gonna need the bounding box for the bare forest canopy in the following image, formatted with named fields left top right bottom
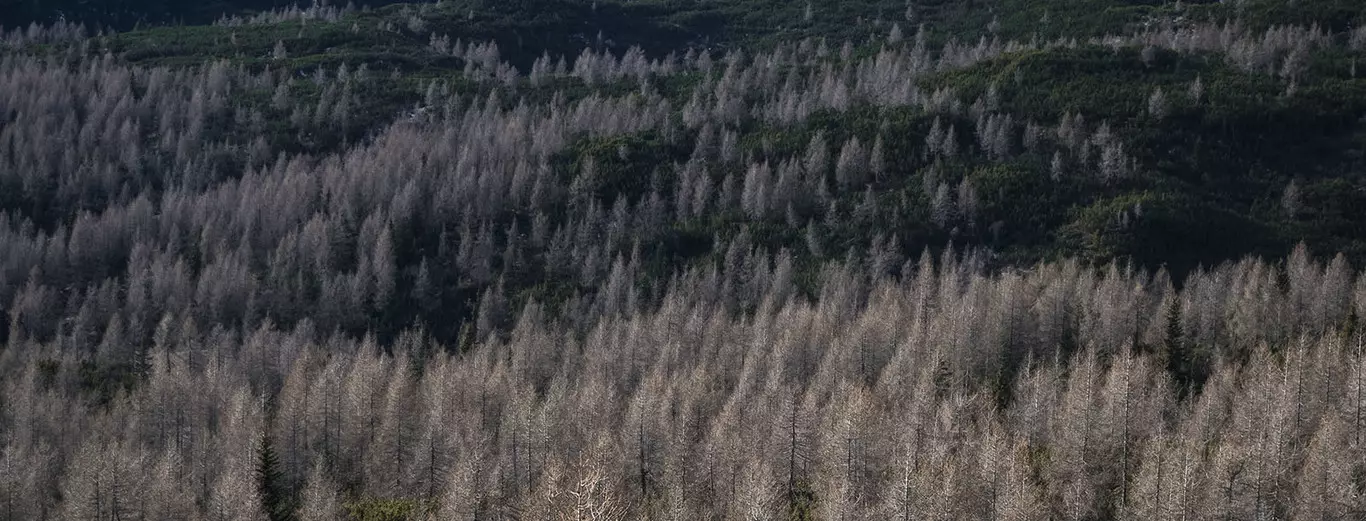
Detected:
left=4, top=0, right=1366, bottom=519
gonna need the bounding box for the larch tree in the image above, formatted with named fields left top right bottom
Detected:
left=1291, top=415, right=1357, bottom=521
left=295, top=463, right=344, bottom=521
left=59, top=439, right=144, bottom=521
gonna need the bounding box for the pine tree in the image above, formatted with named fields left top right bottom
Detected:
left=257, top=433, right=294, bottom=521
left=1162, top=299, right=1203, bottom=397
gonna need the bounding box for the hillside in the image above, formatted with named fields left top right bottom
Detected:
left=3, top=0, right=1366, bottom=519
left=5, top=0, right=1366, bottom=345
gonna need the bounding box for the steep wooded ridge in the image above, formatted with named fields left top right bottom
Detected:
left=3, top=0, right=1366, bottom=519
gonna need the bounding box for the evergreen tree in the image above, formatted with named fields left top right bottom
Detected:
left=257, top=433, right=294, bottom=521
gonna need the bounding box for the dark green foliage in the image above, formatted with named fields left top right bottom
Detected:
left=75, top=360, right=141, bottom=406
left=258, top=433, right=296, bottom=521
left=1162, top=299, right=1208, bottom=398
left=1059, top=192, right=1275, bottom=277
left=344, top=498, right=429, bottom=521
left=0, top=0, right=293, bottom=30
left=561, top=131, right=682, bottom=204
left=1290, top=177, right=1366, bottom=261
left=787, top=477, right=818, bottom=521
left=915, top=42, right=1366, bottom=275
left=1210, top=0, right=1366, bottom=32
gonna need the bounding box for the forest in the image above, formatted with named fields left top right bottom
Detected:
left=3, top=0, right=1366, bottom=519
